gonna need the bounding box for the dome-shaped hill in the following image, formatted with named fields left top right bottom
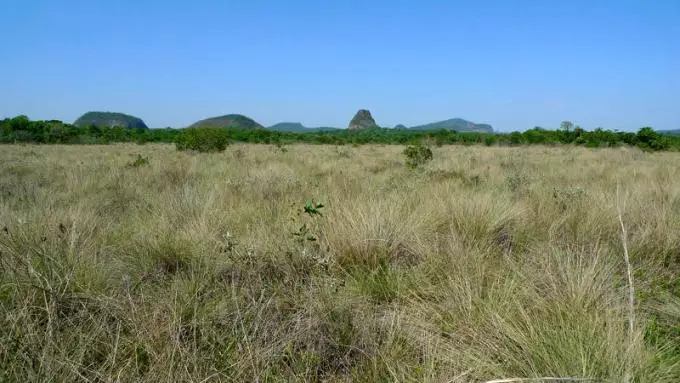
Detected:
left=74, top=112, right=148, bottom=129
left=410, top=118, right=493, bottom=133
left=268, top=122, right=306, bottom=132
left=189, top=114, right=264, bottom=129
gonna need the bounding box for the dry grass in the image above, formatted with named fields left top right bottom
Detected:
left=0, top=143, right=679, bottom=382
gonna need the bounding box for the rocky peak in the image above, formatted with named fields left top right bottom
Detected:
left=348, top=109, right=377, bottom=130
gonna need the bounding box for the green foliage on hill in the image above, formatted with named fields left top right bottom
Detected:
left=1, top=115, right=677, bottom=152
left=74, top=111, right=148, bottom=129
left=188, top=114, right=263, bottom=129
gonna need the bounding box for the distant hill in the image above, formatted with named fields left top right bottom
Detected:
left=268, top=122, right=341, bottom=133
left=74, top=111, right=148, bottom=129
left=394, top=124, right=408, bottom=130
left=268, top=122, right=306, bottom=132
left=189, top=114, right=263, bottom=129
left=659, top=129, right=680, bottom=136
left=410, top=118, right=493, bottom=133
left=348, top=109, right=378, bottom=130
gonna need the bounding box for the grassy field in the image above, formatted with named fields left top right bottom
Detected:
left=1, top=143, right=679, bottom=382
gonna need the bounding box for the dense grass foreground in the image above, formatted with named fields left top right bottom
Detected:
left=1, top=144, right=679, bottom=382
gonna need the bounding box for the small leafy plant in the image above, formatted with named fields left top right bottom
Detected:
left=292, top=199, right=324, bottom=243
left=303, top=199, right=324, bottom=217
left=290, top=199, right=329, bottom=268
left=403, top=144, right=433, bottom=169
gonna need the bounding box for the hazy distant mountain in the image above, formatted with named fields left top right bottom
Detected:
left=74, top=111, right=148, bottom=129
left=659, top=129, right=680, bottom=136
left=268, top=122, right=306, bottom=132
left=189, top=114, right=263, bottom=129
left=394, top=124, right=408, bottom=130
left=268, top=122, right=341, bottom=132
left=410, top=118, right=493, bottom=133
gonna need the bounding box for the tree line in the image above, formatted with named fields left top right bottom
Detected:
left=1, top=115, right=676, bottom=151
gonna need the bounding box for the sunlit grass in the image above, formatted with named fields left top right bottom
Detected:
left=0, top=143, right=678, bottom=382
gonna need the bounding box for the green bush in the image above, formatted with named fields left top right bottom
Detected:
left=484, top=134, right=496, bottom=146
left=637, top=127, right=670, bottom=151
left=403, top=144, right=433, bottom=169
left=175, top=127, right=230, bottom=152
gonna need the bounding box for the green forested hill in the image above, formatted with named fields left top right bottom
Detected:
left=74, top=111, right=148, bottom=129
left=189, top=114, right=263, bottom=129
left=409, top=118, right=493, bottom=133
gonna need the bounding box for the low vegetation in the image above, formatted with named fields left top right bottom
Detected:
left=1, top=115, right=677, bottom=151
left=175, top=126, right=231, bottom=152
left=0, top=143, right=678, bottom=382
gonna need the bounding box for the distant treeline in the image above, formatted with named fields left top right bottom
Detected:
left=1, top=115, right=676, bottom=151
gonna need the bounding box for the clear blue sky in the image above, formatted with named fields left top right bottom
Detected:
left=2, top=0, right=678, bottom=131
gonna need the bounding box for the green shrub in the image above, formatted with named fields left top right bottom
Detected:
left=403, top=144, right=433, bottom=169
left=637, top=127, right=670, bottom=151
left=175, top=127, right=230, bottom=152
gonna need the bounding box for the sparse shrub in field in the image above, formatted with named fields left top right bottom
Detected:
left=126, top=154, right=149, bottom=168
left=175, top=127, right=230, bottom=152
left=403, top=144, right=433, bottom=169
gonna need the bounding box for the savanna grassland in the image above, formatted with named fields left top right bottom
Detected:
left=1, top=143, right=679, bottom=382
